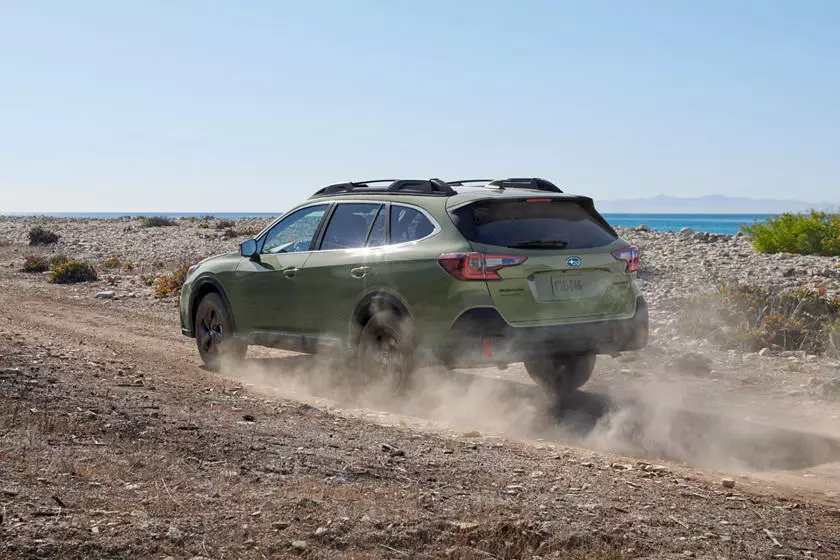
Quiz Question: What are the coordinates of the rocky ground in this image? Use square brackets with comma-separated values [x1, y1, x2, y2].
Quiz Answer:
[1, 217, 840, 559]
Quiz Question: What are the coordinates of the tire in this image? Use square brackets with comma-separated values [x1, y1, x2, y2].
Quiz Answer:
[524, 352, 596, 397]
[194, 292, 247, 369]
[356, 310, 416, 393]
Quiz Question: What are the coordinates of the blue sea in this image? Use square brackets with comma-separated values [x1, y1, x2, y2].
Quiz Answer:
[6, 212, 773, 236]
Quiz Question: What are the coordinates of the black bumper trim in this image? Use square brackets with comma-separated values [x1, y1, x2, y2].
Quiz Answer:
[436, 297, 648, 367]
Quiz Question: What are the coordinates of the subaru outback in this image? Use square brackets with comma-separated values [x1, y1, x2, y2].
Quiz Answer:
[179, 178, 648, 396]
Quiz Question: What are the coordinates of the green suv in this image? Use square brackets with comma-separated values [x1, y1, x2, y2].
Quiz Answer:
[179, 178, 648, 395]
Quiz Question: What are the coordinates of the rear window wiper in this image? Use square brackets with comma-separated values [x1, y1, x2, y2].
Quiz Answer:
[507, 240, 569, 249]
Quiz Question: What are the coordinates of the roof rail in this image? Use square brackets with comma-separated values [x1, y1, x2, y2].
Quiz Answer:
[486, 177, 563, 193]
[310, 178, 456, 198]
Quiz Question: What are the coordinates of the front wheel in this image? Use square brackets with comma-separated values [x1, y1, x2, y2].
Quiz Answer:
[357, 311, 416, 393]
[524, 353, 596, 397]
[195, 292, 247, 369]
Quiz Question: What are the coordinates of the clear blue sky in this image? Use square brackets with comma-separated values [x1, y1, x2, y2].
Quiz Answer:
[1, 0, 838, 212]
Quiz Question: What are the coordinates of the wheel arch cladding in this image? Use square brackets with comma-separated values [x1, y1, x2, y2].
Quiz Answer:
[191, 279, 237, 333]
[351, 292, 410, 342]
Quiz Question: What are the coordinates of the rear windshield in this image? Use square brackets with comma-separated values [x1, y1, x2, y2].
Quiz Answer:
[449, 199, 617, 250]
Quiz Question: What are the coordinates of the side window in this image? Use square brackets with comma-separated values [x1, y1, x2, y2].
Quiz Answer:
[390, 205, 435, 244]
[320, 203, 382, 250]
[261, 204, 328, 254]
[366, 206, 388, 247]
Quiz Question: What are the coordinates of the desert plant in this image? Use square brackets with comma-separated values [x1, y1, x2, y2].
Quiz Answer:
[121, 262, 136, 272]
[104, 257, 121, 268]
[153, 265, 189, 298]
[49, 254, 70, 267]
[741, 211, 840, 256]
[22, 255, 49, 273]
[50, 261, 98, 284]
[198, 222, 211, 229]
[139, 216, 178, 228]
[678, 283, 840, 354]
[215, 219, 236, 230]
[28, 226, 60, 245]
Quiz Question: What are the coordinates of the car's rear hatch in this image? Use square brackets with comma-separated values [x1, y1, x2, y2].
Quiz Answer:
[447, 196, 637, 326]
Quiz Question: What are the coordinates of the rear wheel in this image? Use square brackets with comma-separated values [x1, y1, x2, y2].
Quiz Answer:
[357, 311, 416, 393]
[524, 352, 596, 397]
[195, 292, 246, 369]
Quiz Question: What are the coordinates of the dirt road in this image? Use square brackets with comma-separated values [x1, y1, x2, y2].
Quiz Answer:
[2, 268, 840, 559]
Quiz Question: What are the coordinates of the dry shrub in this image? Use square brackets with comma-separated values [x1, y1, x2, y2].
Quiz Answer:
[122, 262, 136, 272]
[154, 265, 189, 298]
[215, 219, 236, 229]
[140, 216, 177, 228]
[679, 283, 840, 354]
[104, 256, 121, 268]
[28, 226, 60, 245]
[50, 254, 70, 267]
[50, 261, 98, 284]
[22, 254, 49, 273]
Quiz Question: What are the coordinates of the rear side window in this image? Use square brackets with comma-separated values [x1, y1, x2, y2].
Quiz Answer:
[321, 203, 382, 250]
[391, 205, 435, 244]
[449, 199, 617, 250]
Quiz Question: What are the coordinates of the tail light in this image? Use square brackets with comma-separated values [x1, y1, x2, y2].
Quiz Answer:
[438, 252, 527, 281]
[611, 245, 640, 273]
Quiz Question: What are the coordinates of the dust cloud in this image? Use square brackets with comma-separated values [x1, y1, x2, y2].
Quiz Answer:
[213, 340, 840, 479]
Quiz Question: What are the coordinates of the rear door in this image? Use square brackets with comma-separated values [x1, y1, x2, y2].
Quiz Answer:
[448, 197, 635, 326]
[294, 202, 386, 341]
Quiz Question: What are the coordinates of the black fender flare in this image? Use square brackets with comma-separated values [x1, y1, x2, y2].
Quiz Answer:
[190, 277, 238, 334]
[349, 291, 410, 344]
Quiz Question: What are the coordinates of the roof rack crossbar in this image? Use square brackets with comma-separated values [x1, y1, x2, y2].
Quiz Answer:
[446, 179, 493, 186]
[310, 178, 456, 198]
[486, 177, 563, 193]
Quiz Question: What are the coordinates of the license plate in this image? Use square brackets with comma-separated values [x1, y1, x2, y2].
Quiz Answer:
[552, 276, 584, 298]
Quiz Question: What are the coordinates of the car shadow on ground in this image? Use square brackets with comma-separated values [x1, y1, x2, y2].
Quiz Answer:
[231, 354, 840, 473]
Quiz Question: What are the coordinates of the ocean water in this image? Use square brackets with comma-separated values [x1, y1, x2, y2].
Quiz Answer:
[5, 212, 773, 236]
[602, 213, 772, 235]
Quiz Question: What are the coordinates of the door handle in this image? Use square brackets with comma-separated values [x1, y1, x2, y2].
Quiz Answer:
[350, 266, 370, 279]
[282, 267, 298, 278]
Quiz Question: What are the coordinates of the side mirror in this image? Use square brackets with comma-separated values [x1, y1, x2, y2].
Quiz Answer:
[240, 239, 258, 260]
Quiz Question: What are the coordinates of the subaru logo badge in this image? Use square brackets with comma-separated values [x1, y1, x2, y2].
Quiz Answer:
[567, 256, 582, 268]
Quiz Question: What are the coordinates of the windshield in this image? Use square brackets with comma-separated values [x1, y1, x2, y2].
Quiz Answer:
[449, 198, 617, 250]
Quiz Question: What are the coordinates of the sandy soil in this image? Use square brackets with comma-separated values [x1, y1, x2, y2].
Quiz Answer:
[1, 246, 840, 559]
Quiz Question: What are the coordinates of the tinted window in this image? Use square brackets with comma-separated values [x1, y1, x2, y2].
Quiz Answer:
[321, 203, 382, 250]
[261, 204, 328, 254]
[366, 206, 388, 247]
[450, 199, 617, 250]
[390, 205, 435, 244]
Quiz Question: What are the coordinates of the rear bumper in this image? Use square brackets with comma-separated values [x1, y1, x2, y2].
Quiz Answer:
[433, 297, 648, 367]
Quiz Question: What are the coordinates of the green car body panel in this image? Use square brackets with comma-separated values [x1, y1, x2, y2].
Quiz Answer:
[180, 180, 647, 368]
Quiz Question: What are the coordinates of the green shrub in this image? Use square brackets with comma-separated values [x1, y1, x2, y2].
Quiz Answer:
[22, 255, 49, 273]
[140, 216, 178, 228]
[215, 219, 236, 230]
[104, 257, 121, 268]
[153, 265, 189, 298]
[50, 254, 70, 267]
[50, 261, 98, 284]
[122, 262, 136, 272]
[741, 211, 840, 256]
[198, 222, 211, 229]
[28, 226, 60, 245]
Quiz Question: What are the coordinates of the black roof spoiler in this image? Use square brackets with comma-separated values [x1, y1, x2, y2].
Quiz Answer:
[446, 177, 563, 193]
[310, 178, 456, 198]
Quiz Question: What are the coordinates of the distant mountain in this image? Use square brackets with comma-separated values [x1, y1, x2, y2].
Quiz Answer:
[594, 194, 837, 214]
